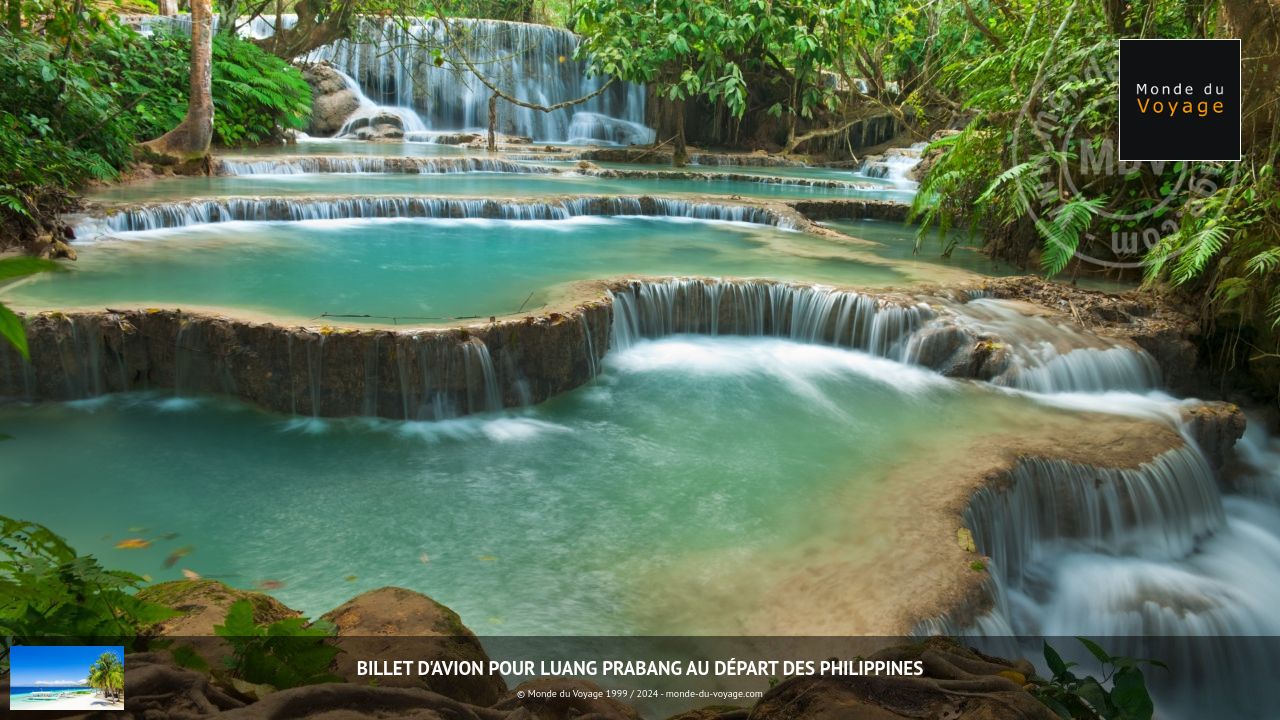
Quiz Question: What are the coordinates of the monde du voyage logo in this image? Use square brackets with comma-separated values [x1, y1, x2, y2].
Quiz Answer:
[1119, 38, 1241, 161]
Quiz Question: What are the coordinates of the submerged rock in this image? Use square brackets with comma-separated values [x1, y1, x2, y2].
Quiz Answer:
[346, 111, 407, 140]
[320, 586, 507, 706]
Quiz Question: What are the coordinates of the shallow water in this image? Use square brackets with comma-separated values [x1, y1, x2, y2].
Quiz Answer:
[3, 217, 905, 322]
[826, 219, 1139, 293]
[89, 171, 906, 204]
[0, 336, 1055, 633]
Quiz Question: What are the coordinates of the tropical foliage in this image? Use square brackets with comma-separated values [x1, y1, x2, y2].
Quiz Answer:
[0, 257, 59, 357]
[213, 599, 341, 690]
[1031, 639, 1163, 720]
[0, 14, 310, 249]
[0, 517, 176, 663]
[904, 0, 1279, 391]
[571, 0, 947, 154]
[101, 29, 312, 147]
[88, 651, 126, 701]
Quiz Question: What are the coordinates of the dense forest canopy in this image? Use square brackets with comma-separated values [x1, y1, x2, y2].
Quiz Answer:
[0, 0, 1277, 396]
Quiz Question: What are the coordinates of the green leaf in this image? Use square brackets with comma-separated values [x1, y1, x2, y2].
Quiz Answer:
[215, 599, 262, 638]
[1076, 636, 1112, 665]
[0, 303, 29, 359]
[0, 257, 63, 282]
[1043, 641, 1067, 677]
[1112, 667, 1154, 720]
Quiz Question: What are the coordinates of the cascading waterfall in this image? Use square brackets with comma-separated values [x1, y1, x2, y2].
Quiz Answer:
[461, 338, 502, 414]
[965, 450, 1225, 597]
[954, 297, 1161, 393]
[854, 142, 928, 190]
[306, 17, 652, 144]
[608, 279, 932, 360]
[328, 66, 429, 138]
[921, 300, 1280, 719]
[82, 196, 796, 236]
[214, 156, 558, 176]
[953, 439, 1280, 720]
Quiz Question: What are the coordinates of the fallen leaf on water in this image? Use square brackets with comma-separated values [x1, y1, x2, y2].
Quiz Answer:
[182, 568, 202, 580]
[344, 575, 358, 582]
[478, 555, 497, 562]
[164, 545, 195, 568]
[257, 579, 285, 590]
[419, 552, 430, 564]
[115, 538, 151, 549]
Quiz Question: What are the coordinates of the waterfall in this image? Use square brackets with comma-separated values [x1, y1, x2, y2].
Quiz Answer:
[567, 112, 655, 146]
[329, 66, 428, 138]
[305, 17, 652, 144]
[83, 196, 797, 236]
[953, 298, 1161, 393]
[214, 156, 559, 175]
[965, 450, 1225, 593]
[608, 279, 932, 360]
[996, 346, 1159, 393]
[956, 440, 1280, 720]
[461, 338, 502, 414]
[854, 142, 928, 190]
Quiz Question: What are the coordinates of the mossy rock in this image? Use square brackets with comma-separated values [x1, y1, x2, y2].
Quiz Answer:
[319, 586, 506, 706]
[138, 579, 300, 636]
[136, 579, 302, 674]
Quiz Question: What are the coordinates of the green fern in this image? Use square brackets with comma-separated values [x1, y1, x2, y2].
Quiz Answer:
[1037, 196, 1106, 277]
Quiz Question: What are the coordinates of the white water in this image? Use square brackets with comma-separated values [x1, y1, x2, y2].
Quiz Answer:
[609, 279, 932, 361]
[329, 67, 428, 138]
[80, 197, 795, 236]
[214, 156, 557, 176]
[922, 298, 1280, 719]
[306, 17, 651, 144]
[854, 142, 928, 191]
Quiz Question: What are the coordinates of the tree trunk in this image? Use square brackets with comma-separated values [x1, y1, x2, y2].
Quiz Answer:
[157, 0, 177, 15]
[1220, 0, 1279, 156]
[673, 100, 688, 167]
[140, 0, 214, 163]
[488, 92, 498, 152]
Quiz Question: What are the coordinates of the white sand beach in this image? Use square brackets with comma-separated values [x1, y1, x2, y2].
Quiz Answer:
[9, 691, 124, 711]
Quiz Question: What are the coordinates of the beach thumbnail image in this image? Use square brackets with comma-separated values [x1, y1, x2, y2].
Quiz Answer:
[8, 645, 124, 711]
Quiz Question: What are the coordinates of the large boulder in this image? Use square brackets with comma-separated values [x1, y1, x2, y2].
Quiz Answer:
[301, 62, 360, 136]
[137, 579, 301, 671]
[344, 112, 406, 140]
[748, 637, 1054, 720]
[320, 587, 506, 706]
